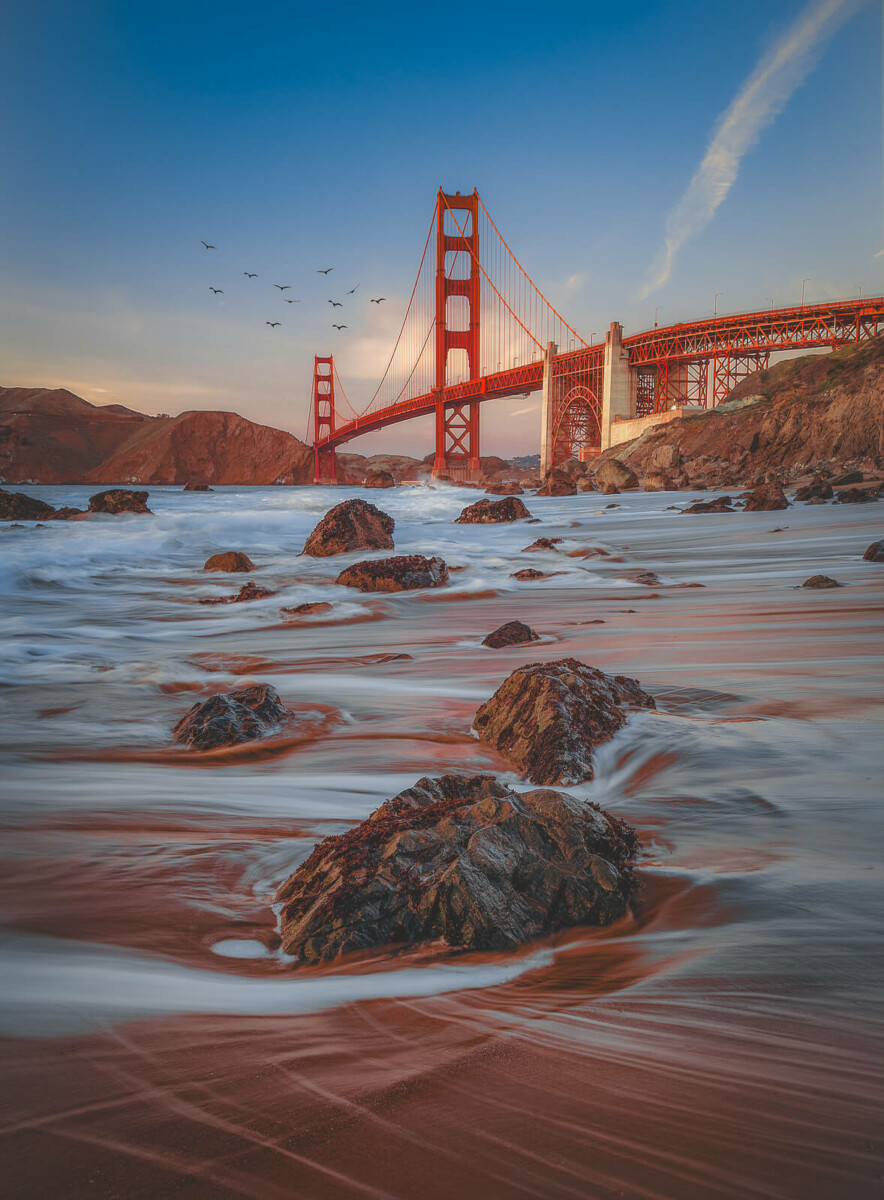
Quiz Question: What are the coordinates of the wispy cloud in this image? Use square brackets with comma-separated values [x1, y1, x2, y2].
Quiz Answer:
[640, 0, 864, 298]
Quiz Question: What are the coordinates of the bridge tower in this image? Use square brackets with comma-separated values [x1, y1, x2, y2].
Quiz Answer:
[433, 189, 481, 479]
[312, 355, 338, 485]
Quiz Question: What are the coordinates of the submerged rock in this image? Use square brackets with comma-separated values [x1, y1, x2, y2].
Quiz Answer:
[522, 537, 562, 552]
[281, 601, 334, 616]
[510, 568, 547, 581]
[302, 498, 395, 557]
[802, 575, 842, 589]
[472, 658, 655, 786]
[184, 482, 213, 491]
[862, 539, 884, 562]
[742, 483, 789, 512]
[88, 489, 152, 514]
[336, 554, 448, 592]
[0, 489, 56, 520]
[173, 684, 288, 750]
[482, 620, 540, 648]
[200, 581, 276, 604]
[203, 551, 255, 573]
[275, 773, 640, 964]
[680, 497, 735, 514]
[48, 507, 86, 520]
[455, 496, 531, 523]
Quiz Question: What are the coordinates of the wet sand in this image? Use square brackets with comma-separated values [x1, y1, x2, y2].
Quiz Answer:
[0, 484, 882, 1197]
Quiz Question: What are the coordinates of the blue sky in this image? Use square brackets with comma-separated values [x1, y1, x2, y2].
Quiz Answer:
[0, 0, 880, 456]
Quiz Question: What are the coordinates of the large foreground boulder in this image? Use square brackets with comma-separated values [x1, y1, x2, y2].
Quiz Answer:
[88, 489, 152, 514]
[482, 620, 540, 648]
[203, 551, 255, 573]
[472, 658, 655, 786]
[173, 684, 288, 750]
[537, 469, 576, 497]
[302, 498, 394, 557]
[0, 489, 56, 520]
[275, 774, 640, 964]
[455, 496, 531, 523]
[594, 459, 639, 491]
[336, 554, 448, 592]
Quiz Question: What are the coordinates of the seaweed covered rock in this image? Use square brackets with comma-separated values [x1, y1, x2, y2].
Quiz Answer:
[173, 684, 288, 750]
[472, 658, 655, 785]
[275, 774, 640, 964]
[302, 498, 395, 557]
[336, 554, 448, 593]
[482, 620, 540, 648]
[88, 489, 152, 514]
[0, 489, 56, 520]
[455, 496, 531, 524]
[203, 551, 255, 573]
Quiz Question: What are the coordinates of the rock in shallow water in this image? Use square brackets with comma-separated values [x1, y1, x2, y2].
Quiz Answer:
[0, 489, 56, 520]
[336, 554, 448, 592]
[88, 489, 152, 514]
[472, 658, 655, 786]
[802, 575, 842, 589]
[203, 551, 255, 573]
[482, 620, 540, 648]
[302, 498, 394, 557]
[455, 496, 531, 523]
[173, 684, 289, 750]
[275, 774, 639, 964]
[862, 539, 884, 562]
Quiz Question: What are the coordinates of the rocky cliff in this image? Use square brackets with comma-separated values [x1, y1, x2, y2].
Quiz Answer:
[597, 335, 884, 485]
[0, 387, 314, 485]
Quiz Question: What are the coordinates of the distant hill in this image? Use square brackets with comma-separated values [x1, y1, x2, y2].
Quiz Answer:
[0, 387, 313, 485]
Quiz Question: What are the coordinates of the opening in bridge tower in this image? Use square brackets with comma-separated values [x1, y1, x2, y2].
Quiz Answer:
[434, 189, 481, 479]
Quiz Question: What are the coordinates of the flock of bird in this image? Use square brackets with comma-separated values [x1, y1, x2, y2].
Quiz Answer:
[199, 240, 386, 332]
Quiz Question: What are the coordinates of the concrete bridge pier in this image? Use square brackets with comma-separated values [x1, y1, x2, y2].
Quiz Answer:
[600, 321, 632, 452]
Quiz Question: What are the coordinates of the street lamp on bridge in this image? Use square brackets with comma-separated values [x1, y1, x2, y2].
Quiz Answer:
[801, 278, 812, 306]
[713, 292, 723, 317]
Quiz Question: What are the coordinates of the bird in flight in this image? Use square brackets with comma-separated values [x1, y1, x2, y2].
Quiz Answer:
[332, 324, 348, 330]
[284, 298, 300, 303]
[243, 272, 258, 278]
[209, 287, 224, 294]
[370, 297, 386, 304]
[316, 267, 334, 275]
[273, 284, 291, 291]
[328, 300, 342, 308]
[347, 284, 359, 295]
[201, 241, 216, 250]
[266, 321, 281, 328]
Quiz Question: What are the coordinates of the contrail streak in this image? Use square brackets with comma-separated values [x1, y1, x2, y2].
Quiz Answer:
[640, 0, 866, 299]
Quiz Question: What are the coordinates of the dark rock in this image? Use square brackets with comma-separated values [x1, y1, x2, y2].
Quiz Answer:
[0, 489, 56, 520]
[537, 468, 576, 497]
[281, 601, 334, 616]
[472, 658, 655, 785]
[363, 469, 395, 489]
[455, 496, 531, 523]
[836, 487, 879, 504]
[336, 555, 448, 593]
[302, 498, 395, 557]
[522, 537, 561, 552]
[200, 581, 276, 604]
[482, 620, 540, 648]
[594, 459, 639, 491]
[680, 497, 735, 514]
[862, 539, 884, 562]
[794, 476, 834, 501]
[184, 482, 213, 491]
[203, 551, 255, 573]
[275, 774, 640, 964]
[48, 507, 86, 520]
[832, 470, 863, 485]
[173, 684, 289, 750]
[742, 483, 789, 512]
[601, 483, 620, 496]
[510, 568, 547, 581]
[485, 481, 524, 495]
[801, 575, 842, 589]
[88, 489, 152, 514]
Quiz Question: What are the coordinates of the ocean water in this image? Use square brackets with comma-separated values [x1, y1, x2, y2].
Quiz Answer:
[0, 482, 882, 1198]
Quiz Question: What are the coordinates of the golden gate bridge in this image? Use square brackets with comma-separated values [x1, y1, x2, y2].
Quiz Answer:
[310, 189, 884, 483]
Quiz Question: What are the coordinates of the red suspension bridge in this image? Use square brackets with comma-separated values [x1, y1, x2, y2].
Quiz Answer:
[311, 189, 884, 483]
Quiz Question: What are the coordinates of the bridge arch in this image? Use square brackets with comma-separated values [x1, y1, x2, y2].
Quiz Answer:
[551, 383, 601, 463]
